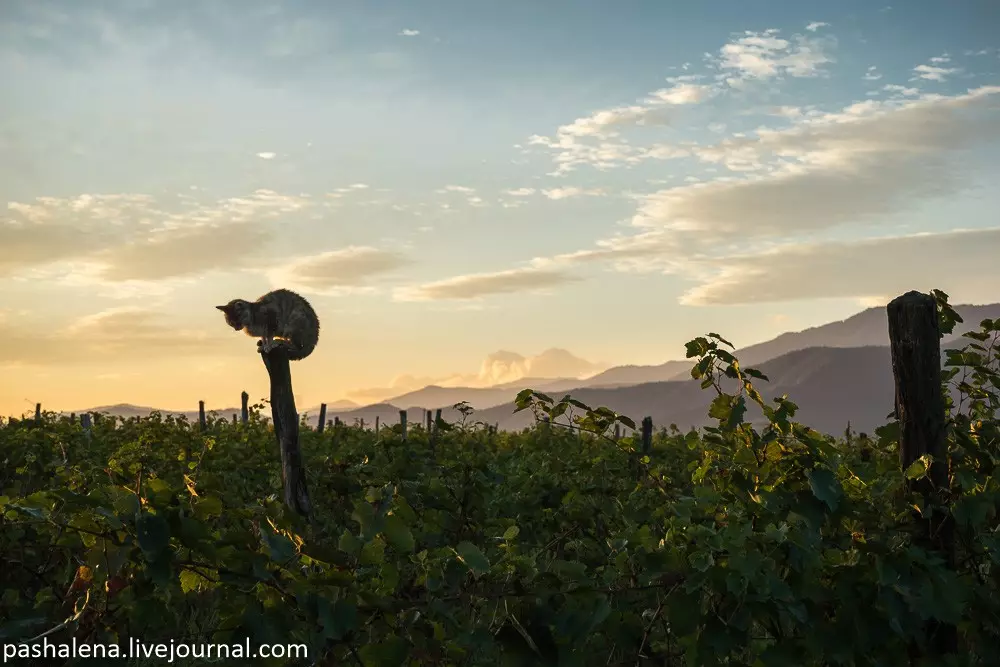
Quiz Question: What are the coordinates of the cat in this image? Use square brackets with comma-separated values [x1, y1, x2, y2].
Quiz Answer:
[216, 288, 320, 361]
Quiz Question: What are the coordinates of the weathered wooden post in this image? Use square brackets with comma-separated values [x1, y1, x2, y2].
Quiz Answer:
[360, 418, 365, 430]
[375, 415, 380, 433]
[886, 290, 956, 659]
[198, 401, 207, 432]
[399, 410, 407, 441]
[641, 417, 653, 455]
[259, 346, 312, 519]
[241, 391, 249, 423]
[426, 409, 432, 432]
[34, 403, 41, 426]
[317, 403, 327, 434]
[80, 413, 92, 440]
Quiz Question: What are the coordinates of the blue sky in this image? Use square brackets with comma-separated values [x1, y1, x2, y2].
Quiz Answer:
[1, 0, 998, 413]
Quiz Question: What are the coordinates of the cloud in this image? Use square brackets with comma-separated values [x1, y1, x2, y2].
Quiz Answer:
[2, 189, 315, 282]
[505, 188, 536, 196]
[395, 267, 580, 301]
[436, 185, 476, 194]
[256, 152, 276, 159]
[633, 86, 1000, 244]
[863, 66, 882, 81]
[715, 29, 835, 82]
[912, 55, 959, 81]
[541, 187, 604, 200]
[471, 84, 1000, 305]
[397, 29, 420, 37]
[526, 78, 713, 174]
[679, 228, 1000, 306]
[805, 22, 829, 32]
[0, 308, 232, 366]
[93, 222, 272, 281]
[277, 246, 411, 291]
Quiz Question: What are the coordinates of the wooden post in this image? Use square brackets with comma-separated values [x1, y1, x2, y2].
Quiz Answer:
[317, 404, 327, 434]
[886, 290, 956, 659]
[198, 401, 207, 432]
[613, 422, 620, 441]
[232, 413, 237, 424]
[426, 409, 432, 432]
[69, 413, 76, 424]
[259, 346, 312, 519]
[375, 415, 380, 433]
[360, 418, 365, 430]
[399, 410, 407, 441]
[34, 403, 41, 425]
[241, 391, 249, 423]
[641, 417, 653, 455]
[80, 413, 92, 440]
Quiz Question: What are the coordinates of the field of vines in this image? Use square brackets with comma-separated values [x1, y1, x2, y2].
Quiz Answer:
[2, 293, 999, 666]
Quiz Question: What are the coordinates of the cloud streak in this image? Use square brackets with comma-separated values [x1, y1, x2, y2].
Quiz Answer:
[395, 267, 580, 301]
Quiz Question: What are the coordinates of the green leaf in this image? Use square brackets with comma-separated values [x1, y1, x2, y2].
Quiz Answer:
[382, 514, 415, 553]
[194, 495, 223, 519]
[453, 541, 491, 578]
[806, 467, 843, 512]
[259, 523, 296, 563]
[359, 636, 408, 667]
[904, 455, 932, 480]
[689, 550, 715, 572]
[503, 525, 520, 541]
[326, 599, 358, 640]
[136, 513, 170, 555]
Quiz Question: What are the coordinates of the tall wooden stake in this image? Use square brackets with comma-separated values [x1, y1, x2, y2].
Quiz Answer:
[887, 290, 956, 660]
[260, 346, 312, 519]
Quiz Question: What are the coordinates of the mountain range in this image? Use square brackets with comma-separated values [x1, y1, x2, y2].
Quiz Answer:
[66, 301, 1000, 437]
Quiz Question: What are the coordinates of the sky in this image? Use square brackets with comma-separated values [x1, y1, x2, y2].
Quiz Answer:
[2, 0, 999, 416]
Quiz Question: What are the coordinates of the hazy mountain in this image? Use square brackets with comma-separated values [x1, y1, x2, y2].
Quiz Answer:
[471, 345, 899, 436]
[575, 360, 692, 388]
[578, 302, 1000, 389]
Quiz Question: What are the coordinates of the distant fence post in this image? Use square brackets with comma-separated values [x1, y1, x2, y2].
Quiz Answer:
[375, 416, 380, 433]
[641, 417, 653, 455]
[241, 391, 249, 423]
[198, 401, 207, 432]
[886, 290, 956, 659]
[259, 347, 312, 519]
[80, 413, 92, 440]
[34, 403, 41, 426]
[426, 410, 432, 432]
[399, 410, 407, 441]
[317, 404, 327, 434]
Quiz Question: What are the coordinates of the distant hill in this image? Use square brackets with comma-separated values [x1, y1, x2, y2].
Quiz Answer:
[577, 302, 1000, 389]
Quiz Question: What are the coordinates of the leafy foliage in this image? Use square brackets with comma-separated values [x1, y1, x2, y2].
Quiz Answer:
[2, 293, 999, 665]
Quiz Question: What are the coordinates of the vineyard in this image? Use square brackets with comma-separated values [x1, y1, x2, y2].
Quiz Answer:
[1, 290, 999, 666]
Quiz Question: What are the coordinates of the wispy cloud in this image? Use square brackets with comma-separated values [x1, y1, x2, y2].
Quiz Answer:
[912, 54, 959, 82]
[715, 28, 835, 84]
[274, 246, 411, 294]
[805, 22, 829, 32]
[541, 187, 604, 200]
[395, 267, 580, 301]
[679, 228, 1000, 306]
[256, 152, 276, 159]
[397, 29, 420, 37]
